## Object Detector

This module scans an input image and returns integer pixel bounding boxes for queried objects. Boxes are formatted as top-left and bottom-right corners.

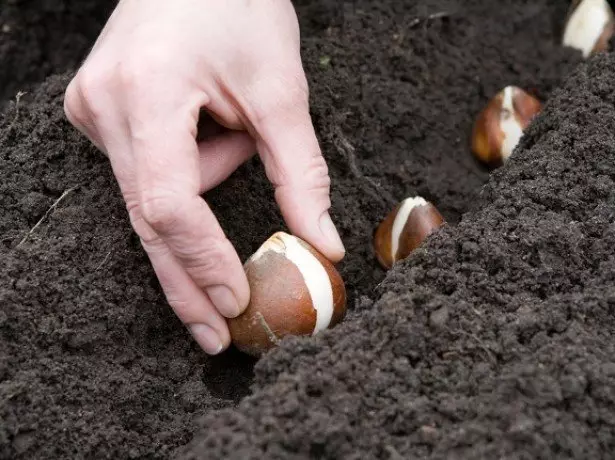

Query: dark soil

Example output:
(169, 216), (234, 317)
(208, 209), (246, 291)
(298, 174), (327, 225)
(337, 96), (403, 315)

(0, 0), (116, 105)
(2, 0), (614, 458)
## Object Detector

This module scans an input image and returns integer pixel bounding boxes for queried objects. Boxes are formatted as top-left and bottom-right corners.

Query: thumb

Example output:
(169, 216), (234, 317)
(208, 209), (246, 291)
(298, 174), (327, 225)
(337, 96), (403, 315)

(249, 83), (345, 262)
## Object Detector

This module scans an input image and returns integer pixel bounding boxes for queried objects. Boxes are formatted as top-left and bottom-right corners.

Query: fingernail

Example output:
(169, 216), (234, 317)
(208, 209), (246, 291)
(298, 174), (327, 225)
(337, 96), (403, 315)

(188, 324), (224, 355)
(319, 212), (345, 257)
(207, 285), (240, 318)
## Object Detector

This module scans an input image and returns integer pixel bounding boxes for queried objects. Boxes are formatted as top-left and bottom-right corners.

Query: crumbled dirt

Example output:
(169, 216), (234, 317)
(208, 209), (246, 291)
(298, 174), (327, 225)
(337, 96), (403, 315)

(3, 0), (615, 458)
(184, 52), (615, 459)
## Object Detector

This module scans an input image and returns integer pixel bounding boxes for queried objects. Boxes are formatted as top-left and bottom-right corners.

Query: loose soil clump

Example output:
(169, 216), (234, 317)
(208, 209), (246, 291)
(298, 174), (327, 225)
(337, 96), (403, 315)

(3, 0), (615, 458)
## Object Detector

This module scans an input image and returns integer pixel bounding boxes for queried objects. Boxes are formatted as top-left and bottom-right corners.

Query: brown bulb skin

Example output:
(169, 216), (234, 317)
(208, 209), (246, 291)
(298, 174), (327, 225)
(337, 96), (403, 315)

(595, 17), (615, 54)
(471, 86), (542, 168)
(228, 232), (346, 357)
(374, 197), (445, 269)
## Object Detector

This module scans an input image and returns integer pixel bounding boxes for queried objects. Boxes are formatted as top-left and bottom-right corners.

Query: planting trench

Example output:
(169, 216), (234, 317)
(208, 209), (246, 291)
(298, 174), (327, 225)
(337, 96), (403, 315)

(2, 0), (615, 458)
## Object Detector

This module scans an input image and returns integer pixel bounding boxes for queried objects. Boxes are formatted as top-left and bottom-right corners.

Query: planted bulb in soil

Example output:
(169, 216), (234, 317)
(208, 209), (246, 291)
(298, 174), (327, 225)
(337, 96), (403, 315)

(373, 197), (445, 269)
(471, 86), (542, 168)
(228, 232), (347, 357)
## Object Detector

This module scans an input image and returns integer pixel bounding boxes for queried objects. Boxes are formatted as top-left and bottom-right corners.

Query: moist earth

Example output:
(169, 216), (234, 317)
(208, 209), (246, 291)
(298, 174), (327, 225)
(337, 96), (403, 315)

(1, 0), (614, 458)
(0, 0), (116, 106)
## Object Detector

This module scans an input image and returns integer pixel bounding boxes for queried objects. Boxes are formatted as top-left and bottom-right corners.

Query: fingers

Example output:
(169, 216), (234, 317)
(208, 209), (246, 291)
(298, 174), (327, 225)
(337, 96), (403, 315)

(198, 130), (256, 193)
(61, 0), (342, 358)
(66, 68), (254, 355)
(130, 107), (251, 325)
(134, 227), (232, 353)
(247, 75), (345, 262)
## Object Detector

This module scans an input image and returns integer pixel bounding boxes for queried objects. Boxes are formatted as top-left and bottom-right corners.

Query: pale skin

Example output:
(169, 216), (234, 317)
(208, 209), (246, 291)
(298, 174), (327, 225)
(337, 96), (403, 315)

(64, 0), (345, 355)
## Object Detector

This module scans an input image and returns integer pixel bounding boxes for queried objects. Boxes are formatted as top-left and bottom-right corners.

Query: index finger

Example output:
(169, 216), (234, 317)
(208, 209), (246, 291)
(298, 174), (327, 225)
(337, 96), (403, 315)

(245, 73), (345, 262)
(128, 90), (250, 321)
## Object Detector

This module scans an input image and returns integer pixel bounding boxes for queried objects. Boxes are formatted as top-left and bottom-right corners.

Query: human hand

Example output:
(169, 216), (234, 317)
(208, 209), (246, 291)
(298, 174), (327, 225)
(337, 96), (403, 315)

(64, 0), (345, 355)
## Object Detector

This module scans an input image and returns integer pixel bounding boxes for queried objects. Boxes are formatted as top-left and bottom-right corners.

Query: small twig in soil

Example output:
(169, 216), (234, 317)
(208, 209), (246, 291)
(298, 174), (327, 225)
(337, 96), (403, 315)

(95, 251), (112, 271)
(6, 91), (26, 132)
(256, 312), (281, 345)
(15, 186), (78, 248)
(408, 11), (451, 28)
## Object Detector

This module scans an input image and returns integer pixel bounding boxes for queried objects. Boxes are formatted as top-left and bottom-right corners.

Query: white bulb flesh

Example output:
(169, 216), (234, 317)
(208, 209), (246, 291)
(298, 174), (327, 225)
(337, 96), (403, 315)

(563, 0), (613, 58)
(499, 86), (524, 162)
(390, 197), (428, 262)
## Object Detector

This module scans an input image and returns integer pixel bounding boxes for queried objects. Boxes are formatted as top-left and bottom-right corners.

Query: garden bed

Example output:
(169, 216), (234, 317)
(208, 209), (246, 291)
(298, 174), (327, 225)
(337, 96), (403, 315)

(2, 0), (615, 458)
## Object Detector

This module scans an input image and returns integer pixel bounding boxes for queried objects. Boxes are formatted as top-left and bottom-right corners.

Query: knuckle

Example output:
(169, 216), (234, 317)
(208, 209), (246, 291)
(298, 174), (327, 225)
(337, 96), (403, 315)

(139, 236), (168, 256)
(117, 61), (145, 93)
(249, 70), (310, 125)
(63, 80), (85, 126)
(139, 190), (182, 231)
(167, 298), (192, 321)
(126, 202), (162, 248)
(117, 45), (169, 92)
(73, 65), (113, 120)
(183, 238), (229, 277)
(276, 150), (330, 192)
(286, 72), (310, 102)
(307, 155), (331, 189)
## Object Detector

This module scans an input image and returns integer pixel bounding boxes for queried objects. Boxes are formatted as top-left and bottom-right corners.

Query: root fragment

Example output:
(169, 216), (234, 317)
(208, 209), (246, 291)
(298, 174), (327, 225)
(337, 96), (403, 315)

(16, 186), (78, 248)
(95, 251), (112, 271)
